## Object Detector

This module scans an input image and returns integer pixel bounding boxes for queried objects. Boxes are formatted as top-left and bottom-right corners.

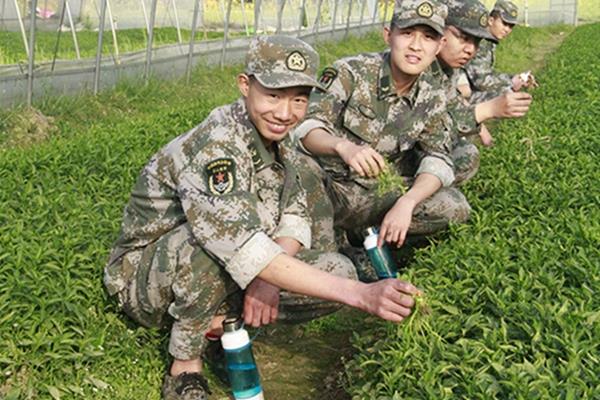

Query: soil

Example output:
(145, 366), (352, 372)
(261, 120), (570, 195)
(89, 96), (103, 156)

(206, 308), (367, 400)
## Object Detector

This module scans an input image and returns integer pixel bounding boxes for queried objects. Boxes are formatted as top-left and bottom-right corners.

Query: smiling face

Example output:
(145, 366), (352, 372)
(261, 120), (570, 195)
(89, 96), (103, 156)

(488, 15), (515, 40)
(438, 25), (481, 68)
(238, 74), (311, 145)
(384, 25), (445, 78)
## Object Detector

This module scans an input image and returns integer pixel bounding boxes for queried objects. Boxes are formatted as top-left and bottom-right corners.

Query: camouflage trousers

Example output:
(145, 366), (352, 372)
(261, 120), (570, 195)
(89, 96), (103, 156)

(452, 136), (480, 185)
(112, 223), (356, 360)
(295, 152), (472, 246)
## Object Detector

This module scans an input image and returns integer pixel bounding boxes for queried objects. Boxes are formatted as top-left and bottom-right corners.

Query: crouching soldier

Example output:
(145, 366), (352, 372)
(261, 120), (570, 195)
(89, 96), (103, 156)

(104, 35), (419, 400)
(292, 0), (471, 279)
(437, 0), (533, 149)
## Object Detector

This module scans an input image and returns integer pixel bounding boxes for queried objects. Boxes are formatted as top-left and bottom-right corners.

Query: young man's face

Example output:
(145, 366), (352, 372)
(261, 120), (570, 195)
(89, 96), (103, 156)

(238, 75), (311, 145)
(384, 25), (445, 77)
(438, 25), (481, 68)
(488, 16), (515, 40)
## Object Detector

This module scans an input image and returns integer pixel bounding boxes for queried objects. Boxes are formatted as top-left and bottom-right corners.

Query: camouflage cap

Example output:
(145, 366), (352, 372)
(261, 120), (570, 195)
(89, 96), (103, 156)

(390, 0), (448, 36)
(245, 35), (324, 90)
(444, 0), (496, 41)
(493, 0), (519, 24)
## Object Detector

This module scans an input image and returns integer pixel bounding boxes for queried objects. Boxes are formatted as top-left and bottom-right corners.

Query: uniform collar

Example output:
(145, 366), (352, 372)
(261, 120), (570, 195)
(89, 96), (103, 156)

(233, 98), (276, 171)
(378, 51), (423, 106)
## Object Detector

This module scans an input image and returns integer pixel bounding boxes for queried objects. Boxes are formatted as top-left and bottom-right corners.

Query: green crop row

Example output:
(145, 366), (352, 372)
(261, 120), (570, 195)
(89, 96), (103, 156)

(344, 23), (600, 399)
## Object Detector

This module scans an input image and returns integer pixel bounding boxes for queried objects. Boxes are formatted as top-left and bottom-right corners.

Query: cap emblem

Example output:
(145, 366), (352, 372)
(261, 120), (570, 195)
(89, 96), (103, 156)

(479, 13), (489, 27)
(510, 9), (518, 17)
(286, 51), (307, 72)
(416, 2), (434, 18)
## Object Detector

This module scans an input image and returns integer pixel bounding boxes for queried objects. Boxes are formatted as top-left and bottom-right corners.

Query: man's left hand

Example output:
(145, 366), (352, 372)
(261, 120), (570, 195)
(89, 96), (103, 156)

(243, 278), (281, 327)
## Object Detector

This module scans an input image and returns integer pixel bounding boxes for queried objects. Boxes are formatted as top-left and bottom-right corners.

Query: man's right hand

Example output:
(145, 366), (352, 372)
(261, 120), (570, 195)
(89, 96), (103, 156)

(334, 139), (386, 177)
(493, 91), (533, 119)
(357, 279), (418, 322)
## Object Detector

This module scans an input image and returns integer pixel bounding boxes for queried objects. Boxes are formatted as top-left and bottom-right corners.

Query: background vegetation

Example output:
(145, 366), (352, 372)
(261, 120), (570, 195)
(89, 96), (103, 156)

(1, 22), (598, 399)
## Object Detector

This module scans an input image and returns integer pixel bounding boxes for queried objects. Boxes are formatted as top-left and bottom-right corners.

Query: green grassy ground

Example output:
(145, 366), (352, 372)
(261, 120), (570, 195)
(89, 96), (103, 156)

(1, 24), (597, 399)
(345, 23), (600, 399)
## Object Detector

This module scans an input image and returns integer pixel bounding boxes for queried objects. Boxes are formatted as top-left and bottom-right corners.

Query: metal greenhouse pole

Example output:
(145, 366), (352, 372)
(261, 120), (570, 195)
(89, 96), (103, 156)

(297, 0), (307, 36)
(358, 0), (367, 28)
(14, 0), (30, 57)
(140, 0), (150, 33)
(144, 0), (159, 82)
(186, 0), (201, 82)
(331, 0), (338, 35)
(382, 0), (389, 26)
(26, 0), (38, 106)
(313, 0), (323, 35)
(105, 0), (119, 63)
(276, 0), (285, 33)
(65, 0), (80, 59)
(94, 0), (108, 94)
(51, 0), (68, 71)
(240, 0), (249, 36)
(220, 0), (232, 68)
(253, 0), (262, 35)
(344, 0), (353, 38)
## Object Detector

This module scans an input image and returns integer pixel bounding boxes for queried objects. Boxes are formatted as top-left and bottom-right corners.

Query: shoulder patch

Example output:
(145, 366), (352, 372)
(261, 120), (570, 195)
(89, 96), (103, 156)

(318, 67), (338, 89)
(205, 158), (236, 195)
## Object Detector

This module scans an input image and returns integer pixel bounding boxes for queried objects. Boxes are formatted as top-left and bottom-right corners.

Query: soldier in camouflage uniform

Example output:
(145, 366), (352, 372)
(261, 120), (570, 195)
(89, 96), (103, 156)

(292, 0), (471, 276)
(460, 0), (524, 104)
(436, 0), (533, 149)
(104, 35), (419, 399)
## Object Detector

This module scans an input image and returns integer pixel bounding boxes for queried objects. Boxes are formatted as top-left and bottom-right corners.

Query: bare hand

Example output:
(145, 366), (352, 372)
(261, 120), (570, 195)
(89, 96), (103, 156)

(358, 279), (418, 322)
(479, 124), (494, 147)
(493, 91), (533, 118)
(378, 196), (417, 247)
(243, 278), (280, 327)
(335, 140), (386, 177)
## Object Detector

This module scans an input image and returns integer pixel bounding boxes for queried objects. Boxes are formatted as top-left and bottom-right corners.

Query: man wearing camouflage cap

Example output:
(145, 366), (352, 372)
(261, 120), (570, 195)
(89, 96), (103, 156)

(435, 0), (532, 151)
(292, 0), (472, 280)
(461, 0), (537, 111)
(104, 34), (419, 399)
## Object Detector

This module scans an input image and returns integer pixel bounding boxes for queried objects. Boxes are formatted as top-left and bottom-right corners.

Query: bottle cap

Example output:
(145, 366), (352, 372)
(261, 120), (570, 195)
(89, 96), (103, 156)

(364, 227), (378, 237)
(222, 316), (243, 332)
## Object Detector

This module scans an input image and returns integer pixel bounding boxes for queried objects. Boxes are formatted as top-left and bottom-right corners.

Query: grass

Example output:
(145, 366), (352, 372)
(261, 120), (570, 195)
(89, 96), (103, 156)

(344, 23), (600, 399)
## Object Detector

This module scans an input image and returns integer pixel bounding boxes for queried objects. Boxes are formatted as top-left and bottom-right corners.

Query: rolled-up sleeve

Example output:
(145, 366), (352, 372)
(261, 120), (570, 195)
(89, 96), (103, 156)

(417, 154), (455, 187)
(177, 145), (284, 289)
(273, 214), (311, 249)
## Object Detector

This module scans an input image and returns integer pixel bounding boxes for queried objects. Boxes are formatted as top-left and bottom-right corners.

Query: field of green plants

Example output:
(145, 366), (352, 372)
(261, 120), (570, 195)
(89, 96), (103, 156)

(1, 23), (598, 400)
(345, 23), (600, 398)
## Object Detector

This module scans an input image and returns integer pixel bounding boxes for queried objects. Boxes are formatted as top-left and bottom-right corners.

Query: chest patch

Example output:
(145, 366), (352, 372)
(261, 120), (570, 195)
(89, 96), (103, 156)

(206, 158), (236, 195)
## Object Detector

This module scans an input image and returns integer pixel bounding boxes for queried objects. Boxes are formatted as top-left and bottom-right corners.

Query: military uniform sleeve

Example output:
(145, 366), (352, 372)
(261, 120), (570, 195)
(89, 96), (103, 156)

(291, 61), (355, 147)
(416, 109), (456, 187)
(465, 42), (512, 102)
(272, 169), (311, 249)
(178, 144), (284, 289)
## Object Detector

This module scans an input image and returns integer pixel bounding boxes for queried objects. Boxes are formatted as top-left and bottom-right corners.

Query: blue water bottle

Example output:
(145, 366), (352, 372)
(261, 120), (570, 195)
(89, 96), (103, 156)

(221, 317), (264, 400)
(363, 227), (398, 279)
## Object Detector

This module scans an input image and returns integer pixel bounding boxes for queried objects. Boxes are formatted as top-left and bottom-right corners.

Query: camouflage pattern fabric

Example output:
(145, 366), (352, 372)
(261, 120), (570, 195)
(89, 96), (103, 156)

(465, 39), (513, 103)
(444, 0), (495, 41)
(114, 223), (356, 359)
(493, 0), (519, 24)
(292, 51), (471, 235)
(432, 60), (480, 138)
(245, 35), (324, 90)
(391, 0), (448, 35)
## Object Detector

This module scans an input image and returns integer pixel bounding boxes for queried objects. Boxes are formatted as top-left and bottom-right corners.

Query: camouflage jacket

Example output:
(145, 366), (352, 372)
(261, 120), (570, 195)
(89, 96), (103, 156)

(105, 98), (311, 291)
(293, 51), (455, 188)
(465, 39), (513, 103)
(432, 60), (481, 138)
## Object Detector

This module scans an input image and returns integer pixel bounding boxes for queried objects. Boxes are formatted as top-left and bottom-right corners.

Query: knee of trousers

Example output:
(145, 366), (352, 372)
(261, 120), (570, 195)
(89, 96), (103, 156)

(453, 140), (480, 185)
(421, 187), (472, 225)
